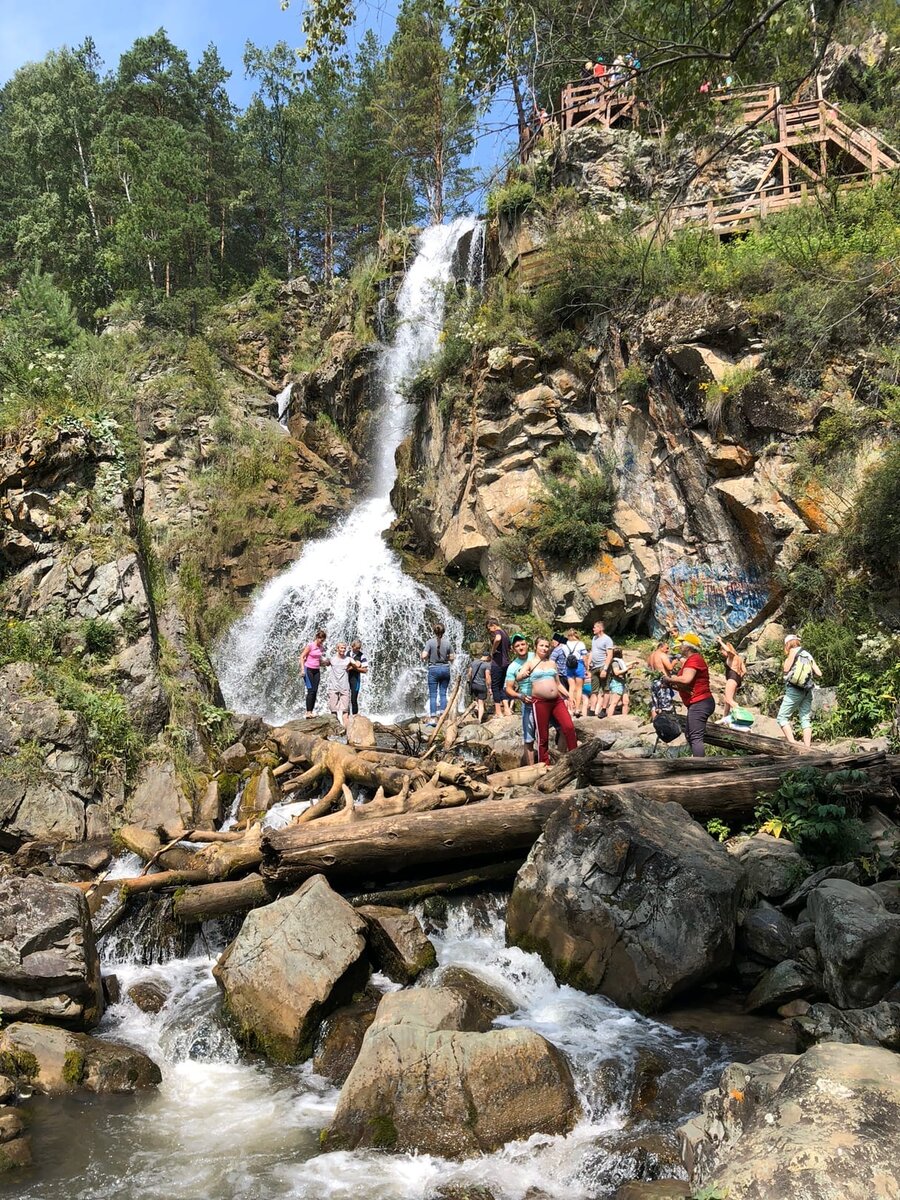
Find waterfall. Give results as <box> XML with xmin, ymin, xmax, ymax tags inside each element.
<box><xmin>215</xmin><ymin>218</ymin><xmax>482</xmax><ymax>723</ymax></box>
<box><xmin>275</xmin><ymin>382</ymin><xmax>293</xmax><ymax>430</ymax></box>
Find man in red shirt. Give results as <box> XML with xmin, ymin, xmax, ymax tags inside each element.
<box><xmin>662</xmin><ymin>633</ymin><xmax>715</xmax><ymax>756</ymax></box>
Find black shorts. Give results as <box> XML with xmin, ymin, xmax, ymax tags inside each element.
<box><xmin>490</xmin><ymin>671</ymin><xmax>507</xmax><ymax>703</ymax></box>
<box><xmin>469</xmin><ymin>684</ymin><xmax>487</xmax><ymax>700</ymax></box>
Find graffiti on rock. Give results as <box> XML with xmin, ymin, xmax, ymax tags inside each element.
<box><xmin>653</xmin><ymin>561</ymin><xmax>769</xmax><ymax>638</ymax></box>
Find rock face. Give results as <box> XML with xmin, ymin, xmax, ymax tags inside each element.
<box><xmin>506</xmin><ymin>788</ymin><xmax>745</xmax><ymax>1012</ymax></box>
<box><xmin>0</xmin><ymin>1021</ymin><xmax>161</xmax><ymax>1093</ymax></box>
<box><xmin>355</xmin><ymin>905</ymin><xmax>436</xmax><ymax>983</ymax></box>
<box><xmin>795</xmin><ymin>1001</ymin><xmax>900</xmax><ymax>1051</ymax></box>
<box><xmin>0</xmin><ymin>877</ymin><xmax>104</xmax><ymax>1029</ymax></box>
<box><xmin>806</xmin><ymin>878</ymin><xmax>900</xmax><ymax>1008</ymax></box>
<box><xmin>213</xmin><ymin>874</ymin><xmax>368</xmax><ymax>1062</ymax></box>
<box><xmin>325</xmin><ymin>987</ymin><xmax>579</xmax><ymax>1156</ymax></box>
<box><xmin>680</xmin><ymin>1043</ymin><xmax>900</xmax><ymax>1199</ymax></box>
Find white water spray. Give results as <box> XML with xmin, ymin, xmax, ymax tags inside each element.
<box><xmin>215</xmin><ymin>218</ymin><xmax>482</xmax><ymax>723</ymax></box>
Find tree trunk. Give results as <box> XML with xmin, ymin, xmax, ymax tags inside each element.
<box><xmin>349</xmin><ymin>859</ymin><xmax>523</xmax><ymax>907</ymax></box>
<box><xmin>537</xmin><ymin>737</ymin><xmax>605</xmax><ymax>792</ymax></box>
<box><xmin>173</xmin><ymin>873</ymin><xmax>272</xmax><ymax>923</ymax></box>
<box><xmin>261</xmin><ymin>792</ymin><xmax>562</xmax><ymax>884</ymax></box>
<box><xmin>678</xmin><ymin>716</ymin><xmax>799</xmax><ymax>757</ymax></box>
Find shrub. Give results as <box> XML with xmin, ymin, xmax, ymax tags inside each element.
<box><xmin>619</xmin><ymin>363</ymin><xmax>650</xmax><ymax>404</ymax></box>
<box><xmin>700</xmin><ymin>365</ymin><xmax>757</xmax><ymax>436</ymax></box>
<box><xmin>185</xmin><ymin>338</ymin><xmax>224</xmax><ymax>415</ymax></box>
<box><xmin>249</xmin><ymin>268</ymin><xmax>281</xmax><ymax>309</ymax></box>
<box><xmin>13</xmin><ymin>268</ymin><xmax>80</xmax><ymax>346</ymax></box>
<box><xmin>754</xmin><ymin>767</ymin><xmax>873</xmax><ymax>867</ymax></box>
<box><xmin>487</xmin><ymin>180</ymin><xmax>536</xmax><ymax>221</ymax></box>
<box><xmin>81</xmin><ymin>619</ymin><xmax>118</xmax><ymax>660</ymax></box>
<box><xmin>39</xmin><ymin>666</ymin><xmax>143</xmax><ymax>778</ymax></box>
<box><xmin>529</xmin><ymin>462</ymin><xmax>617</xmax><ymax>563</ymax></box>
<box><xmin>841</xmin><ymin>443</ymin><xmax>900</xmax><ymax>586</ymax></box>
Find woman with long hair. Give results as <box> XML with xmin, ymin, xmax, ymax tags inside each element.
<box><xmin>516</xmin><ymin>636</ymin><xmax>577</xmax><ymax>765</ymax></box>
<box><xmin>299</xmin><ymin>628</ymin><xmax>327</xmax><ymax>716</ymax></box>
<box><xmin>717</xmin><ymin>636</ymin><xmax>747</xmax><ymax>723</ymax></box>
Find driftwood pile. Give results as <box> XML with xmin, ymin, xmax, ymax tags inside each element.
<box><xmin>98</xmin><ymin>713</ymin><xmax>900</xmax><ymax>926</ymax></box>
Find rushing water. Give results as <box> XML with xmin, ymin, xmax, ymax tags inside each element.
<box><xmin>215</xmin><ymin>219</ymin><xmax>482</xmax><ymax>724</ymax></box>
<box><xmin>11</xmin><ymin>893</ymin><xmax>734</xmax><ymax>1200</ymax></box>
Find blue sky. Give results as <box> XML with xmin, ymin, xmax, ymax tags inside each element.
<box><xmin>0</xmin><ymin>0</ymin><xmax>513</xmax><ymax>197</ymax></box>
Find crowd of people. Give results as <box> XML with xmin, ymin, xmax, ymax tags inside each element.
<box><xmin>299</xmin><ymin>619</ymin><xmax>823</xmax><ymax>760</ymax></box>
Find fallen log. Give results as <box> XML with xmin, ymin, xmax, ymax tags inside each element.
<box><xmin>261</xmin><ymin>791</ymin><xmax>563</xmax><ymax>884</ymax></box>
<box><xmin>608</xmin><ymin>750</ymin><xmax>894</xmax><ymax>818</ymax></box>
<box><xmin>349</xmin><ymin>859</ymin><xmax>523</xmax><ymax>907</ymax></box>
<box><xmin>173</xmin><ymin>873</ymin><xmax>273</xmax><ymax>923</ymax></box>
<box><xmin>676</xmin><ymin>716</ymin><xmax>799</xmax><ymax>757</ymax></box>
<box><xmin>487</xmin><ymin>763</ymin><xmax>550</xmax><ymax>788</ymax></box>
<box><xmin>588</xmin><ymin>753</ymin><xmax>794</xmax><ymax>785</ymax></box>
<box><xmin>537</xmin><ymin>738</ymin><xmax>605</xmax><ymax>793</ymax></box>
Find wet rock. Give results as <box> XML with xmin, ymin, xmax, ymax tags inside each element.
<box><xmin>437</xmin><ymin>966</ymin><xmax>517</xmax><ymax>1030</ymax></box>
<box><xmin>587</xmin><ymin>1128</ymin><xmax>682</xmax><ymax>1192</ymax></box>
<box><xmin>737</xmin><ymin>901</ymin><xmax>794</xmax><ymax>963</ymax></box>
<box><xmin>806</xmin><ymin>878</ymin><xmax>900</xmax><ymax>1009</ymax></box>
<box><xmin>422</xmin><ymin>895</ymin><xmax>448</xmax><ymax>927</ymax></box>
<box><xmin>744</xmin><ymin>960</ymin><xmax>817</xmax><ymax>1013</ymax></box>
<box><xmin>238</xmin><ymin>766</ymin><xmax>281</xmax><ymax>822</ymax></box>
<box><xmin>428</xmin><ymin>1188</ymin><xmax>495</xmax><ymax>1200</ymax></box>
<box><xmin>0</xmin><ymin>1134</ymin><xmax>32</xmax><ymax>1171</ymax></box>
<box><xmin>0</xmin><ymin>876</ymin><xmax>103</xmax><ymax>1029</ymax></box>
<box><xmin>0</xmin><ymin>1021</ymin><xmax>161</xmax><ymax>1093</ymax></box>
<box><xmin>125</xmin><ymin>760</ymin><xmax>192</xmax><ymax>835</ymax></box>
<box><xmin>794</xmin><ymin>1001</ymin><xmax>900</xmax><ymax>1052</ymax></box>
<box><xmin>356</xmin><ymin>905</ymin><xmax>436</xmax><ymax>984</ymax></box>
<box><xmin>0</xmin><ymin>1108</ymin><xmax>25</xmax><ymax>1142</ymax></box>
<box><xmin>870</xmin><ymin>880</ymin><xmax>900</xmax><ymax>915</ymax></box>
<box><xmin>55</xmin><ymin>839</ymin><xmax>113</xmax><ymax>874</ymax></box>
<box><xmin>127</xmin><ymin>981</ymin><xmax>170</xmax><ymax>1014</ymax></box>
<box><xmin>681</xmin><ymin>1043</ymin><xmax>900</xmax><ymax>1198</ymax></box>
<box><xmin>726</xmin><ymin>833</ymin><xmax>812</xmax><ymax>902</ymax></box>
<box><xmin>219</xmin><ymin>742</ymin><xmax>249</xmax><ymax>772</ymax></box>
<box><xmin>613</xmin><ymin>1184</ymin><xmax>689</xmax><ymax>1200</ymax></box>
<box><xmin>213</xmin><ymin>873</ymin><xmax>368</xmax><ymax>1062</ymax></box>
<box><xmin>507</xmin><ymin>788</ymin><xmax>745</xmax><ymax>1012</ymax></box>
<box><xmin>325</xmin><ymin>987</ymin><xmax>579</xmax><ymax>1157</ymax></box>
<box><xmin>313</xmin><ymin>996</ymin><xmax>379</xmax><ymax>1084</ymax></box>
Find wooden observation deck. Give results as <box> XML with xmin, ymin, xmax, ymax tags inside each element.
<box><xmin>522</xmin><ymin>75</ymin><xmax>900</xmax><ymax>239</ymax></box>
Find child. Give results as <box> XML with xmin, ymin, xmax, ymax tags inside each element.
<box><xmin>605</xmin><ymin>648</ymin><xmax>632</xmax><ymax>716</ymax></box>
<box><xmin>468</xmin><ymin>650</ymin><xmax>490</xmax><ymax>723</ymax></box>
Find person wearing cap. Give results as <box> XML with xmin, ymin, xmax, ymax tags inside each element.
<box><xmin>778</xmin><ymin>634</ymin><xmax>822</xmax><ymax>749</ymax></box>
<box><xmin>505</xmin><ymin>633</ymin><xmax>538</xmax><ymax>764</ymax></box>
<box><xmin>662</xmin><ymin>633</ymin><xmax>715</xmax><ymax>756</ymax></box>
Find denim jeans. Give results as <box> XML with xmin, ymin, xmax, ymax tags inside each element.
<box><xmin>428</xmin><ymin>663</ymin><xmax>451</xmax><ymax>716</ymax></box>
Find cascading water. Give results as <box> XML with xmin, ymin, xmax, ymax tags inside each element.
<box><xmin>17</xmin><ymin>893</ymin><xmax>732</xmax><ymax>1200</ymax></box>
<box><xmin>215</xmin><ymin>218</ymin><xmax>482</xmax><ymax>723</ymax></box>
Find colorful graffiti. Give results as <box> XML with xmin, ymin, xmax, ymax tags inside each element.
<box><xmin>652</xmin><ymin>561</ymin><xmax>770</xmax><ymax>640</ymax></box>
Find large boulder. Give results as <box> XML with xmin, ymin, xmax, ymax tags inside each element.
<box><xmin>124</xmin><ymin>759</ymin><xmax>192</xmax><ymax>834</ymax></box>
<box><xmin>726</xmin><ymin>833</ymin><xmax>812</xmax><ymax>901</ymax></box>
<box><xmin>795</xmin><ymin>1001</ymin><xmax>900</xmax><ymax>1052</ymax></box>
<box><xmin>356</xmin><ymin>905</ymin><xmax>436</xmax><ymax>983</ymax></box>
<box><xmin>506</xmin><ymin>788</ymin><xmax>745</xmax><ymax>1012</ymax></box>
<box><xmin>0</xmin><ymin>876</ymin><xmax>103</xmax><ymax>1029</ymax></box>
<box><xmin>0</xmin><ymin>1021</ymin><xmax>161</xmax><ymax>1093</ymax></box>
<box><xmin>325</xmin><ymin>988</ymin><xmax>579</xmax><ymax>1157</ymax></box>
<box><xmin>313</xmin><ymin>996</ymin><xmax>379</xmax><ymax>1084</ymax></box>
<box><xmin>680</xmin><ymin>1043</ymin><xmax>900</xmax><ymax>1199</ymax></box>
<box><xmin>213</xmin><ymin>874</ymin><xmax>368</xmax><ymax>1062</ymax></box>
<box><xmin>806</xmin><ymin>879</ymin><xmax>900</xmax><ymax>1008</ymax></box>
<box><xmin>738</xmin><ymin>901</ymin><xmax>794</xmax><ymax>963</ymax></box>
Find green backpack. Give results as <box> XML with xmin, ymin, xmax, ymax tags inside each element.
<box><xmin>786</xmin><ymin>650</ymin><xmax>815</xmax><ymax>689</ymax></box>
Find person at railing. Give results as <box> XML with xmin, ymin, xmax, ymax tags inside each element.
<box><xmin>699</xmin><ymin>79</ymin><xmax>711</xmax><ymax>94</ymax></box>
<box><xmin>582</xmin><ymin>60</ymin><xmax>595</xmax><ymax>81</ymax></box>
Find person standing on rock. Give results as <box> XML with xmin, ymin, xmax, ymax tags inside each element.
<box><xmin>604</xmin><ymin>648</ymin><xmax>632</xmax><ymax>716</ymax></box>
<box><xmin>778</xmin><ymin>634</ymin><xmax>822</xmax><ymax>749</ymax></box>
<box><xmin>467</xmin><ymin>645</ymin><xmax>490</xmax><ymax>723</ymax></box>
<box><xmin>505</xmin><ymin>634</ymin><xmax>538</xmax><ymax>765</ymax></box>
<box><xmin>662</xmin><ymin>633</ymin><xmax>715</xmax><ymax>757</ymax></box>
<box><xmin>322</xmin><ymin>641</ymin><xmax>359</xmax><ymax>731</ymax></box>
<box><xmin>588</xmin><ymin>620</ymin><xmax>614</xmax><ymax>716</ymax></box>
<box><xmin>517</xmin><ymin>637</ymin><xmax>577</xmax><ymax>765</ymax></box>
<box><xmin>299</xmin><ymin>628</ymin><xmax>327</xmax><ymax>717</ymax></box>
<box><xmin>716</xmin><ymin>636</ymin><xmax>747</xmax><ymax>724</ymax></box>
<box><xmin>648</xmin><ymin>637</ymin><xmax>676</xmax><ymax>676</ymax></box>
<box><xmin>486</xmin><ymin>617</ymin><xmax>511</xmax><ymax>717</ymax></box>
<box><xmin>550</xmin><ymin>632</ymin><xmax>569</xmax><ymax>677</ymax></box>
<box><xmin>348</xmin><ymin>639</ymin><xmax>368</xmax><ymax>716</ymax></box>
<box><xmin>422</xmin><ymin>623</ymin><xmax>454</xmax><ymax>726</ymax></box>
<box><xmin>563</xmin><ymin>627</ymin><xmax>588</xmax><ymax>716</ymax></box>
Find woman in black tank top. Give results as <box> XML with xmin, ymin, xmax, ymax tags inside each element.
<box><xmin>717</xmin><ymin>637</ymin><xmax>746</xmax><ymax>722</ymax></box>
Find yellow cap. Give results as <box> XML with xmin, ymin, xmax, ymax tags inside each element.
<box><xmin>678</xmin><ymin>632</ymin><xmax>702</xmax><ymax>648</ymax></box>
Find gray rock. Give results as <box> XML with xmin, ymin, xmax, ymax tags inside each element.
<box><xmin>437</xmin><ymin>966</ymin><xmax>516</xmax><ymax>1030</ymax></box>
<box><xmin>219</xmin><ymin>742</ymin><xmax>249</xmax><ymax>772</ymax></box>
<box><xmin>507</xmin><ymin>787</ymin><xmax>745</xmax><ymax>1012</ymax></box>
<box><xmin>781</xmin><ymin>861</ymin><xmax>862</xmax><ymax>912</ymax></box>
<box><xmin>795</xmin><ymin>1001</ymin><xmax>900</xmax><ymax>1052</ymax></box>
<box><xmin>727</xmin><ymin>833</ymin><xmax>812</xmax><ymax>901</ymax></box>
<box><xmin>126</xmin><ymin>981</ymin><xmax>170</xmax><ymax>1014</ymax></box>
<box><xmin>681</xmin><ymin>1043</ymin><xmax>900</xmax><ymax>1198</ymax></box>
<box><xmin>738</xmin><ymin>901</ymin><xmax>794</xmax><ymax>963</ymax></box>
<box><xmin>313</xmin><ymin>996</ymin><xmax>379</xmax><ymax>1085</ymax></box>
<box><xmin>125</xmin><ymin>759</ymin><xmax>192</xmax><ymax>834</ymax></box>
<box><xmin>614</xmin><ymin>1184</ymin><xmax>689</xmax><ymax>1200</ymax></box>
<box><xmin>324</xmin><ymin>987</ymin><xmax>579</xmax><ymax>1156</ymax></box>
<box><xmin>213</xmin><ymin>874</ymin><xmax>368</xmax><ymax>1062</ymax></box>
<box><xmin>56</xmin><ymin>839</ymin><xmax>113</xmax><ymax>874</ymax></box>
<box><xmin>356</xmin><ymin>905</ymin><xmax>436</xmax><ymax>984</ymax></box>
<box><xmin>870</xmin><ymin>880</ymin><xmax>900</xmax><ymax>915</ymax></box>
<box><xmin>0</xmin><ymin>1021</ymin><xmax>160</xmax><ymax>1093</ymax></box>
<box><xmin>0</xmin><ymin>876</ymin><xmax>103</xmax><ymax>1029</ymax></box>
<box><xmin>807</xmin><ymin>878</ymin><xmax>900</xmax><ymax>1009</ymax></box>
<box><xmin>745</xmin><ymin>960</ymin><xmax>817</xmax><ymax>1013</ymax></box>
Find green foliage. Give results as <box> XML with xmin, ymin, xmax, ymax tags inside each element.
<box><xmin>841</xmin><ymin>443</ymin><xmax>900</xmax><ymax>586</ymax></box>
<box><xmin>81</xmin><ymin>618</ymin><xmax>118</xmax><ymax>660</ymax></box>
<box><xmin>487</xmin><ymin>180</ymin><xmax>535</xmax><ymax>221</ymax></box>
<box><xmin>0</xmin><ymin>740</ymin><xmax>46</xmax><ymax>783</ymax></box>
<box><xmin>800</xmin><ymin>620</ymin><xmax>900</xmax><ymax>738</ymax></box>
<box><xmin>250</xmin><ymin>269</ymin><xmax>282</xmax><ymax>309</ymax></box>
<box><xmin>529</xmin><ymin>460</ymin><xmax>616</xmax><ymax>563</ymax></box>
<box><xmin>618</xmin><ymin>363</ymin><xmax>650</xmax><ymax>404</ymax></box>
<box><xmin>39</xmin><ymin>665</ymin><xmax>144</xmax><ymax>777</ymax></box>
<box><xmin>754</xmin><ymin>768</ymin><xmax>873</xmax><ymax>867</ymax></box>
<box><xmin>706</xmin><ymin>818</ymin><xmax>730</xmax><ymax>843</ymax></box>
<box><xmin>185</xmin><ymin>338</ymin><xmax>224</xmax><ymax>415</ymax></box>
<box><xmin>700</xmin><ymin>365</ymin><xmax>757</xmax><ymax>436</ymax></box>
<box><xmin>494</xmin><ymin>531</ymin><xmax>530</xmax><ymax>565</ymax></box>
<box><xmin>0</xmin><ymin>612</ymin><xmax>69</xmax><ymax>666</ymax></box>
<box><xmin>13</xmin><ymin>268</ymin><xmax>80</xmax><ymax>346</ymax></box>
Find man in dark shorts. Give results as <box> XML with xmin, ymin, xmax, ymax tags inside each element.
<box><xmin>486</xmin><ymin>617</ymin><xmax>511</xmax><ymax>717</ymax></box>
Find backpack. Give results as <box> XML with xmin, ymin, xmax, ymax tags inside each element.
<box><xmin>786</xmin><ymin>650</ymin><xmax>815</xmax><ymax>689</ymax></box>
<box><xmin>565</xmin><ymin>642</ymin><xmax>580</xmax><ymax>671</ymax></box>
<box><xmin>653</xmin><ymin>712</ymin><xmax>681</xmax><ymax>743</ymax></box>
